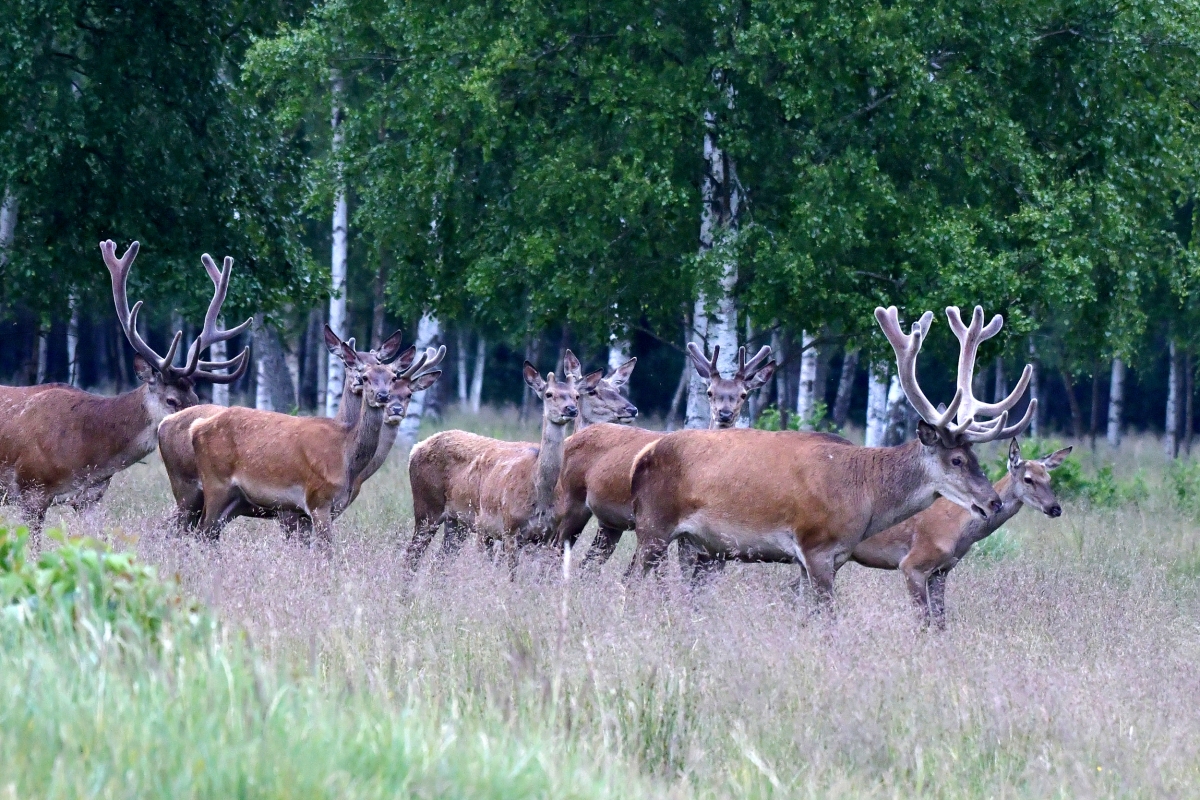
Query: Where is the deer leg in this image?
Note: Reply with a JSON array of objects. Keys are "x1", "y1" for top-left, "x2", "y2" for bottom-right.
[
  {"x1": 403, "y1": 514, "x2": 443, "y2": 572},
  {"x1": 927, "y1": 569, "x2": 949, "y2": 631},
  {"x1": 439, "y1": 517, "x2": 470, "y2": 560},
  {"x1": 556, "y1": 503, "x2": 593, "y2": 551},
  {"x1": 580, "y1": 525, "x2": 623, "y2": 569},
  {"x1": 309, "y1": 506, "x2": 334, "y2": 554},
  {"x1": 277, "y1": 510, "x2": 304, "y2": 540},
  {"x1": 68, "y1": 479, "x2": 110, "y2": 512},
  {"x1": 198, "y1": 486, "x2": 241, "y2": 542}
]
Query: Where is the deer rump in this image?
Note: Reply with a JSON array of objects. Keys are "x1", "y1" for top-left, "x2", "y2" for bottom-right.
[{"x1": 631, "y1": 428, "x2": 862, "y2": 566}]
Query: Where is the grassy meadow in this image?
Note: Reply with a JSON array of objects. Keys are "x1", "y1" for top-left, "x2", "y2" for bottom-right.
[{"x1": 3, "y1": 408, "x2": 1200, "y2": 798}]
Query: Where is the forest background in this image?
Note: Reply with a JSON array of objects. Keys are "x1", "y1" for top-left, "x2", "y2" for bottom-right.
[{"x1": 3, "y1": 0, "x2": 1200, "y2": 451}]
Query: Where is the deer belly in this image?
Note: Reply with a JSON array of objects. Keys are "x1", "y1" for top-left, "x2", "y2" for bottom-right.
[
  {"x1": 233, "y1": 477, "x2": 310, "y2": 514},
  {"x1": 676, "y1": 514, "x2": 803, "y2": 563},
  {"x1": 587, "y1": 493, "x2": 634, "y2": 531}
]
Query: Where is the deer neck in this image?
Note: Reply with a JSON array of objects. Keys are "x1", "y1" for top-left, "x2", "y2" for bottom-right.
[
  {"x1": 335, "y1": 383, "x2": 363, "y2": 426},
  {"x1": 344, "y1": 393, "x2": 385, "y2": 487},
  {"x1": 107, "y1": 384, "x2": 161, "y2": 466},
  {"x1": 533, "y1": 415, "x2": 569, "y2": 514},
  {"x1": 861, "y1": 439, "x2": 942, "y2": 539}
]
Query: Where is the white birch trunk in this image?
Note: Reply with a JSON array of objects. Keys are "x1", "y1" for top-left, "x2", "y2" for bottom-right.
[
  {"x1": 883, "y1": 373, "x2": 907, "y2": 446},
  {"x1": 1107, "y1": 357, "x2": 1125, "y2": 448},
  {"x1": 469, "y1": 336, "x2": 486, "y2": 414},
  {"x1": 832, "y1": 347, "x2": 859, "y2": 427},
  {"x1": 325, "y1": 71, "x2": 349, "y2": 418},
  {"x1": 686, "y1": 110, "x2": 740, "y2": 429},
  {"x1": 35, "y1": 323, "x2": 48, "y2": 384},
  {"x1": 1166, "y1": 340, "x2": 1180, "y2": 458},
  {"x1": 398, "y1": 313, "x2": 441, "y2": 449},
  {"x1": 210, "y1": 335, "x2": 229, "y2": 406},
  {"x1": 456, "y1": 329, "x2": 469, "y2": 410},
  {"x1": 0, "y1": 185, "x2": 18, "y2": 267},
  {"x1": 255, "y1": 348, "x2": 272, "y2": 411},
  {"x1": 865, "y1": 361, "x2": 890, "y2": 447},
  {"x1": 607, "y1": 337, "x2": 631, "y2": 374},
  {"x1": 796, "y1": 331, "x2": 818, "y2": 430},
  {"x1": 1028, "y1": 337, "x2": 1040, "y2": 439},
  {"x1": 67, "y1": 295, "x2": 80, "y2": 387}
]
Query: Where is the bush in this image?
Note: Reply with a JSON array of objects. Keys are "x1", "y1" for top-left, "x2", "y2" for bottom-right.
[
  {"x1": 0, "y1": 526, "x2": 197, "y2": 640},
  {"x1": 1167, "y1": 459, "x2": 1200, "y2": 516},
  {"x1": 754, "y1": 400, "x2": 831, "y2": 432},
  {"x1": 983, "y1": 441, "x2": 1144, "y2": 507}
]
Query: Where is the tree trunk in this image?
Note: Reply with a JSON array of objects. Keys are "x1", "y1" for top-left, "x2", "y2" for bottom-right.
[
  {"x1": 469, "y1": 335, "x2": 486, "y2": 414},
  {"x1": 993, "y1": 355, "x2": 1006, "y2": 403},
  {"x1": 372, "y1": 254, "x2": 388, "y2": 348},
  {"x1": 300, "y1": 308, "x2": 323, "y2": 411},
  {"x1": 0, "y1": 185, "x2": 18, "y2": 268},
  {"x1": 1186, "y1": 347, "x2": 1195, "y2": 456},
  {"x1": 607, "y1": 337, "x2": 631, "y2": 374},
  {"x1": 1107, "y1": 357, "x2": 1125, "y2": 448},
  {"x1": 1165, "y1": 340, "x2": 1181, "y2": 458},
  {"x1": 398, "y1": 313, "x2": 442, "y2": 449},
  {"x1": 686, "y1": 108, "x2": 741, "y2": 430},
  {"x1": 666, "y1": 355, "x2": 689, "y2": 432},
  {"x1": 865, "y1": 361, "x2": 890, "y2": 447},
  {"x1": 35, "y1": 319, "x2": 49, "y2": 384},
  {"x1": 457, "y1": 329, "x2": 470, "y2": 411},
  {"x1": 210, "y1": 334, "x2": 229, "y2": 406},
  {"x1": 325, "y1": 70, "x2": 349, "y2": 418},
  {"x1": 1026, "y1": 337, "x2": 1040, "y2": 439},
  {"x1": 1061, "y1": 369, "x2": 1083, "y2": 440},
  {"x1": 254, "y1": 321, "x2": 296, "y2": 413},
  {"x1": 520, "y1": 335, "x2": 542, "y2": 423},
  {"x1": 112, "y1": 319, "x2": 128, "y2": 391},
  {"x1": 67, "y1": 295, "x2": 80, "y2": 387},
  {"x1": 883, "y1": 373, "x2": 907, "y2": 446},
  {"x1": 832, "y1": 347, "x2": 859, "y2": 428},
  {"x1": 1089, "y1": 362, "x2": 1101, "y2": 451},
  {"x1": 796, "y1": 331, "x2": 818, "y2": 430}
]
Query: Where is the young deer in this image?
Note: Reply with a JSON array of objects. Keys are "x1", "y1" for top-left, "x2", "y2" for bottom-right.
[
  {"x1": 157, "y1": 325, "x2": 413, "y2": 530},
  {"x1": 628, "y1": 306, "x2": 1035, "y2": 600},
  {"x1": 189, "y1": 346, "x2": 441, "y2": 546},
  {"x1": 851, "y1": 438, "x2": 1070, "y2": 628},
  {"x1": 405, "y1": 356, "x2": 580, "y2": 571},
  {"x1": 554, "y1": 345, "x2": 776, "y2": 569},
  {"x1": 0, "y1": 241, "x2": 248, "y2": 531}
]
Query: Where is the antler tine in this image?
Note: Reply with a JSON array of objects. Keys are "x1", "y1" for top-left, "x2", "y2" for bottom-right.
[
  {"x1": 738, "y1": 345, "x2": 773, "y2": 379},
  {"x1": 192, "y1": 347, "x2": 251, "y2": 384},
  {"x1": 708, "y1": 344, "x2": 720, "y2": 376},
  {"x1": 972, "y1": 364, "x2": 1033, "y2": 418},
  {"x1": 182, "y1": 254, "x2": 254, "y2": 375},
  {"x1": 874, "y1": 306, "x2": 941, "y2": 424},
  {"x1": 416, "y1": 345, "x2": 448, "y2": 377},
  {"x1": 101, "y1": 239, "x2": 178, "y2": 372},
  {"x1": 945, "y1": 306, "x2": 1004, "y2": 426}
]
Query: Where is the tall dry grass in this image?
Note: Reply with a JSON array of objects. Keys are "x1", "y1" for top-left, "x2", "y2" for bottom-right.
[{"x1": 4, "y1": 410, "x2": 1200, "y2": 797}]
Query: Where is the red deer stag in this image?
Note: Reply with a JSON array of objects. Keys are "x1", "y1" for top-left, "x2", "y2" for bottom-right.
[
  {"x1": 187, "y1": 345, "x2": 443, "y2": 546},
  {"x1": 627, "y1": 306, "x2": 1035, "y2": 600},
  {"x1": 158, "y1": 325, "x2": 411, "y2": 530},
  {"x1": 0, "y1": 241, "x2": 248, "y2": 531},
  {"x1": 554, "y1": 345, "x2": 775, "y2": 570},
  {"x1": 405, "y1": 355, "x2": 580, "y2": 571},
  {"x1": 851, "y1": 438, "x2": 1070, "y2": 628}
]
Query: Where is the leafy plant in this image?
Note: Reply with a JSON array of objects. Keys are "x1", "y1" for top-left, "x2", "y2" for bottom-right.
[
  {"x1": 1167, "y1": 460, "x2": 1200, "y2": 516},
  {"x1": 754, "y1": 401, "x2": 832, "y2": 432}
]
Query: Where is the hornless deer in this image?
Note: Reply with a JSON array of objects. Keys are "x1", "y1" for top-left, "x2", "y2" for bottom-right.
[
  {"x1": 189, "y1": 345, "x2": 443, "y2": 546},
  {"x1": 157, "y1": 325, "x2": 412, "y2": 530},
  {"x1": 554, "y1": 345, "x2": 776, "y2": 570},
  {"x1": 404, "y1": 355, "x2": 581, "y2": 571},
  {"x1": 571, "y1": 356, "x2": 638, "y2": 428},
  {"x1": 851, "y1": 438, "x2": 1070, "y2": 628},
  {"x1": 0, "y1": 241, "x2": 248, "y2": 531},
  {"x1": 627, "y1": 306, "x2": 1035, "y2": 600}
]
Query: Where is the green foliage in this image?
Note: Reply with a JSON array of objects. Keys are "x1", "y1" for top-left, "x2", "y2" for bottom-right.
[
  {"x1": 1167, "y1": 459, "x2": 1200, "y2": 516},
  {"x1": 754, "y1": 401, "x2": 831, "y2": 432},
  {"x1": 971, "y1": 529, "x2": 1020, "y2": 562},
  {"x1": 1081, "y1": 465, "x2": 1150, "y2": 509},
  {"x1": 0, "y1": 526, "x2": 196, "y2": 640}
]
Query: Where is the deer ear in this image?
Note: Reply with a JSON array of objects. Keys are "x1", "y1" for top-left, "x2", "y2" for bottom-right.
[
  {"x1": 133, "y1": 354, "x2": 157, "y2": 385},
  {"x1": 581, "y1": 370, "x2": 604, "y2": 391},
  {"x1": 744, "y1": 361, "x2": 777, "y2": 392},
  {"x1": 1040, "y1": 446, "x2": 1072, "y2": 470},
  {"x1": 394, "y1": 345, "x2": 418, "y2": 371},
  {"x1": 323, "y1": 325, "x2": 343, "y2": 355},
  {"x1": 608, "y1": 357, "x2": 636, "y2": 387},
  {"x1": 376, "y1": 330, "x2": 404, "y2": 363},
  {"x1": 916, "y1": 420, "x2": 940, "y2": 447},
  {"x1": 563, "y1": 349, "x2": 582, "y2": 380},
  {"x1": 1008, "y1": 438, "x2": 1023, "y2": 471},
  {"x1": 523, "y1": 361, "x2": 546, "y2": 395},
  {"x1": 339, "y1": 341, "x2": 360, "y2": 368},
  {"x1": 687, "y1": 343, "x2": 712, "y2": 379},
  {"x1": 411, "y1": 370, "x2": 441, "y2": 391}
]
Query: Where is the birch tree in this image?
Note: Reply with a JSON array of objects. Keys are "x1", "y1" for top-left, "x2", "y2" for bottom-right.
[{"x1": 325, "y1": 70, "x2": 349, "y2": 418}]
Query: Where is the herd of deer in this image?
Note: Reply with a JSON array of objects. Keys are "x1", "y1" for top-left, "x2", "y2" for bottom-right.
[{"x1": 0, "y1": 240, "x2": 1072, "y2": 627}]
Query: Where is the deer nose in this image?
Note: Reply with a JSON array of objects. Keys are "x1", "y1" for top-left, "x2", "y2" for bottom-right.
[
  {"x1": 564, "y1": 405, "x2": 578, "y2": 418},
  {"x1": 1048, "y1": 504, "x2": 1062, "y2": 518},
  {"x1": 625, "y1": 406, "x2": 638, "y2": 418},
  {"x1": 989, "y1": 498, "x2": 1003, "y2": 513},
  {"x1": 718, "y1": 410, "x2": 734, "y2": 422},
  {"x1": 375, "y1": 390, "x2": 389, "y2": 403}
]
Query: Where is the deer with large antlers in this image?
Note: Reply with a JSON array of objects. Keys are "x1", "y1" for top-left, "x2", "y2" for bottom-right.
[
  {"x1": 553, "y1": 344, "x2": 776, "y2": 570},
  {"x1": 627, "y1": 306, "x2": 1035, "y2": 599},
  {"x1": 404, "y1": 354, "x2": 582, "y2": 571},
  {"x1": 0, "y1": 241, "x2": 248, "y2": 531},
  {"x1": 851, "y1": 438, "x2": 1070, "y2": 628},
  {"x1": 157, "y1": 326, "x2": 424, "y2": 531},
  {"x1": 185, "y1": 344, "x2": 444, "y2": 545}
]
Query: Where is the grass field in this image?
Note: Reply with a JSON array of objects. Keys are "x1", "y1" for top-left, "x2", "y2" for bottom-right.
[{"x1": 3, "y1": 409, "x2": 1200, "y2": 798}]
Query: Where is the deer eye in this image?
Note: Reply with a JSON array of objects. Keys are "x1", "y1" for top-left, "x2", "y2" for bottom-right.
[
  {"x1": 1024, "y1": 476, "x2": 1034, "y2": 484},
  {"x1": 740, "y1": 391, "x2": 748, "y2": 398},
  {"x1": 951, "y1": 456, "x2": 963, "y2": 467},
  {"x1": 166, "y1": 397, "x2": 179, "y2": 409},
  {"x1": 586, "y1": 389, "x2": 596, "y2": 396}
]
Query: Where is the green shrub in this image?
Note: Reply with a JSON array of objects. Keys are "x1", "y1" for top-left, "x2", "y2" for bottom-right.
[
  {"x1": 1167, "y1": 459, "x2": 1200, "y2": 516},
  {"x1": 754, "y1": 401, "x2": 831, "y2": 432},
  {"x1": 0, "y1": 526, "x2": 197, "y2": 640}
]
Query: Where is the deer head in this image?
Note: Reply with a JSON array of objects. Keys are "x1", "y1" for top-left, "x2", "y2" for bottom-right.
[
  {"x1": 324, "y1": 326, "x2": 405, "y2": 393},
  {"x1": 875, "y1": 305, "x2": 1035, "y2": 520},
  {"x1": 562, "y1": 351, "x2": 638, "y2": 426},
  {"x1": 687, "y1": 343, "x2": 776, "y2": 428},
  {"x1": 524, "y1": 360, "x2": 579, "y2": 426},
  {"x1": 101, "y1": 240, "x2": 250, "y2": 414},
  {"x1": 384, "y1": 345, "x2": 447, "y2": 425},
  {"x1": 1008, "y1": 439, "x2": 1071, "y2": 518}
]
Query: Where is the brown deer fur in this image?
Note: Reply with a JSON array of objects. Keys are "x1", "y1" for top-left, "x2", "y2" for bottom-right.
[
  {"x1": 404, "y1": 358, "x2": 580, "y2": 570},
  {"x1": 850, "y1": 439, "x2": 1070, "y2": 627}
]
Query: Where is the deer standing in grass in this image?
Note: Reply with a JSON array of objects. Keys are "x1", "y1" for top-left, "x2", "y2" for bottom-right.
[
  {"x1": 851, "y1": 438, "x2": 1070, "y2": 627},
  {"x1": 554, "y1": 344, "x2": 775, "y2": 570},
  {"x1": 157, "y1": 326, "x2": 417, "y2": 530},
  {"x1": 628, "y1": 306, "x2": 1035, "y2": 600},
  {"x1": 405, "y1": 355, "x2": 582, "y2": 571},
  {"x1": 0, "y1": 241, "x2": 248, "y2": 532},
  {"x1": 188, "y1": 345, "x2": 443, "y2": 546}
]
